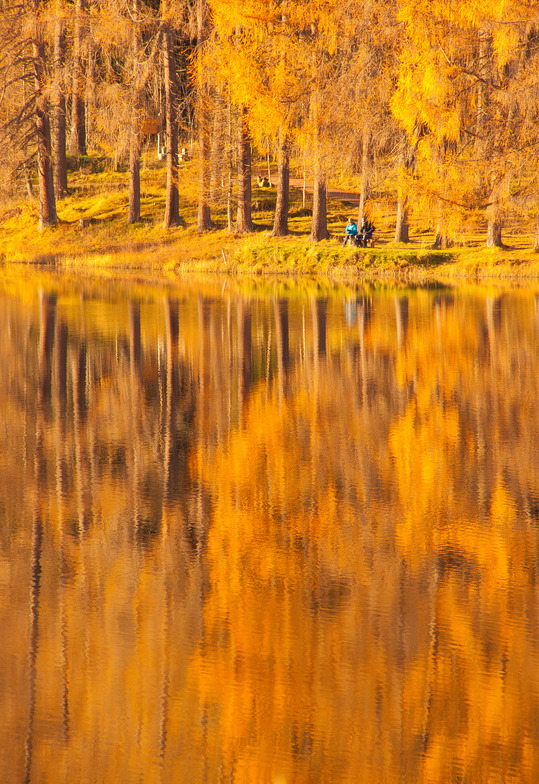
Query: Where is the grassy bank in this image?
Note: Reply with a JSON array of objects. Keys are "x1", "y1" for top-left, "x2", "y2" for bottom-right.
[{"x1": 2, "y1": 153, "x2": 539, "y2": 283}]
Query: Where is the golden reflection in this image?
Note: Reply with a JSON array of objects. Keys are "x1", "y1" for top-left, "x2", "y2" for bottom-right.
[{"x1": 0, "y1": 278, "x2": 538, "y2": 783}]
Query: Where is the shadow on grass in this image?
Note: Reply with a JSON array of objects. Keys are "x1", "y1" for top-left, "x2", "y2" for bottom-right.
[
  {"x1": 414, "y1": 252, "x2": 455, "y2": 267},
  {"x1": 356, "y1": 248, "x2": 457, "y2": 268}
]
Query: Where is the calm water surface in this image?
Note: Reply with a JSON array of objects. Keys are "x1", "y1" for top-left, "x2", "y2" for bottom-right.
[{"x1": 1, "y1": 273, "x2": 539, "y2": 783}]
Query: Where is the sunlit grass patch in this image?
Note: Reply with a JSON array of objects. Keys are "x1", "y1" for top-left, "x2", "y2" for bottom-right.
[{"x1": 2, "y1": 151, "x2": 539, "y2": 282}]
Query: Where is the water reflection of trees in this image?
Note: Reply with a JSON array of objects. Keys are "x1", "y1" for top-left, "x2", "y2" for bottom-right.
[{"x1": 1, "y1": 282, "x2": 539, "y2": 783}]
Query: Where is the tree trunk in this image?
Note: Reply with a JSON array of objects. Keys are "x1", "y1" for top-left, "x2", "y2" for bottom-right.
[
  {"x1": 162, "y1": 26, "x2": 180, "y2": 228},
  {"x1": 236, "y1": 107, "x2": 253, "y2": 234},
  {"x1": 394, "y1": 195, "x2": 409, "y2": 243},
  {"x1": 486, "y1": 180, "x2": 504, "y2": 248},
  {"x1": 197, "y1": 0, "x2": 212, "y2": 232},
  {"x1": 486, "y1": 208, "x2": 503, "y2": 248},
  {"x1": 85, "y1": 29, "x2": 95, "y2": 153},
  {"x1": 310, "y1": 106, "x2": 328, "y2": 242},
  {"x1": 432, "y1": 218, "x2": 452, "y2": 249},
  {"x1": 358, "y1": 124, "x2": 370, "y2": 223},
  {"x1": 209, "y1": 95, "x2": 224, "y2": 202},
  {"x1": 71, "y1": 0, "x2": 87, "y2": 158},
  {"x1": 310, "y1": 170, "x2": 328, "y2": 242},
  {"x1": 394, "y1": 140, "x2": 413, "y2": 243},
  {"x1": 271, "y1": 129, "x2": 289, "y2": 237},
  {"x1": 128, "y1": 141, "x2": 141, "y2": 224},
  {"x1": 33, "y1": 38, "x2": 57, "y2": 228},
  {"x1": 128, "y1": 1, "x2": 142, "y2": 225},
  {"x1": 226, "y1": 97, "x2": 234, "y2": 232},
  {"x1": 53, "y1": 13, "x2": 68, "y2": 198},
  {"x1": 197, "y1": 117, "x2": 212, "y2": 230},
  {"x1": 534, "y1": 213, "x2": 539, "y2": 252}
]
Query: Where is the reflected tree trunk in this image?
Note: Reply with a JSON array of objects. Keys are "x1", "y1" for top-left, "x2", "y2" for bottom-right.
[
  {"x1": 38, "y1": 291, "x2": 57, "y2": 406},
  {"x1": 163, "y1": 298, "x2": 179, "y2": 517},
  {"x1": 72, "y1": 343, "x2": 89, "y2": 532},
  {"x1": 310, "y1": 296, "x2": 327, "y2": 414},
  {"x1": 54, "y1": 319, "x2": 68, "y2": 504},
  {"x1": 486, "y1": 295, "x2": 502, "y2": 368},
  {"x1": 25, "y1": 292, "x2": 57, "y2": 783},
  {"x1": 311, "y1": 297, "x2": 327, "y2": 358},
  {"x1": 358, "y1": 297, "x2": 370, "y2": 406},
  {"x1": 274, "y1": 298, "x2": 289, "y2": 405},
  {"x1": 129, "y1": 301, "x2": 142, "y2": 535},
  {"x1": 198, "y1": 295, "x2": 211, "y2": 406},
  {"x1": 237, "y1": 298, "x2": 251, "y2": 415},
  {"x1": 395, "y1": 296, "x2": 409, "y2": 348},
  {"x1": 54, "y1": 316, "x2": 70, "y2": 743}
]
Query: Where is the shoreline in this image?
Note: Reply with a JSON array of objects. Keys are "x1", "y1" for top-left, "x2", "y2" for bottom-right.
[{"x1": 2, "y1": 159, "x2": 539, "y2": 287}]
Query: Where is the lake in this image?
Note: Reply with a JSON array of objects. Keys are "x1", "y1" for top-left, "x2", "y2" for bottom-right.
[{"x1": 1, "y1": 271, "x2": 539, "y2": 783}]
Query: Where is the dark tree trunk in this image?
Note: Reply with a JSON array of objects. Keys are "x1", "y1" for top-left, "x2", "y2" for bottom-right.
[
  {"x1": 486, "y1": 182, "x2": 504, "y2": 247},
  {"x1": 197, "y1": 0, "x2": 211, "y2": 232},
  {"x1": 128, "y1": 3, "x2": 142, "y2": 225},
  {"x1": 394, "y1": 194, "x2": 409, "y2": 243},
  {"x1": 236, "y1": 107, "x2": 253, "y2": 234},
  {"x1": 311, "y1": 296, "x2": 327, "y2": 358},
  {"x1": 71, "y1": 0, "x2": 87, "y2": 157},
  {"x1": 33, "y1": 39, "x2": 57, "y2": 228},
  {"x1": 85, "y1": 31, "x2": 95, "y2": 152},
  {"x1": 486, "y1": 211, "x2": 503, "y2": 248},
  {"x1": 395, "y1": 296, "x2": 409, "y2": 347},
  {"x1": 310, "y1": 113, "x2": 328, "y2": 242},
  {"x1": 162, "y1": 26, "x2": 180, "y2": 228},
  {"x1": 128, "y1": 147, "x2": 141, "y2": 224},
  {"x1": 394, "y1": 136, "x2": 415, "y2": 243},
  {"x1": 310, "y1": 173, "x2": 328, "y2": 242},
  {"x1": 226, "y1": 98, "x2": 234, "y2": 232},
  {"x1": 209, "y1": 95, "x2": 224, "y2": 202},
  {"x1": 271, "y1": 130, "x2": 289, "y2": 237},
  {"x1": 53, "y1": 16, "x2": 68, "y2": 198},
  {"x1": 237, "y1": 298, "x2": 252, "y2": 412},
  {"x1": 25, "y1": 291, "x2": 56, "y2": 784},
  {"x1": 534, "y1": 213, "x2": 539, "y2": 252},
  {"x1": 432, "y1": 223, "x2": 452, "y2": 249},
  {"x1": 358, "y1": 124, "x2": 369, "y2": 223}
]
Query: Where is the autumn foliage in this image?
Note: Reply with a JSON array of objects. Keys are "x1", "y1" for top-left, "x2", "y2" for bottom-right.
[{"x1": 1, "y1": 0, "x2": 539, "y2": 247}]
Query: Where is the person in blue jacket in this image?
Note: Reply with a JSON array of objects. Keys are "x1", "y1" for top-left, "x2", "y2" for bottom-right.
[{"x1": 342, "y1": 218, "x2": 358, "y2": 246}]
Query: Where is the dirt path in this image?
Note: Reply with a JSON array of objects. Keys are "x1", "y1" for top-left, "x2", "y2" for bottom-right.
[{"x1": 288, "y1": 178, "x2": 361, "y2": 203}]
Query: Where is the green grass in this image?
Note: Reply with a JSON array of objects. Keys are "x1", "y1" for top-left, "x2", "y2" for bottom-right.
[{"x1": 2, "y1": 152, "x2": 539, "y2": 283}]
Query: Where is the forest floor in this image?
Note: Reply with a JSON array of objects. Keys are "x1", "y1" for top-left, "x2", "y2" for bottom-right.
[{"x1": 2, "y1": 152, "x2": 539, "y2": 286}]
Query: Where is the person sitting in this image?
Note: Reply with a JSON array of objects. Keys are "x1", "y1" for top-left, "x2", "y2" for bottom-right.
[
  {"x1": 342, "y1": 218, "x2": 358, "y2": 247},
  {"x1": 359, "y1": 217, "x2": 375, "y2": 247}
]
